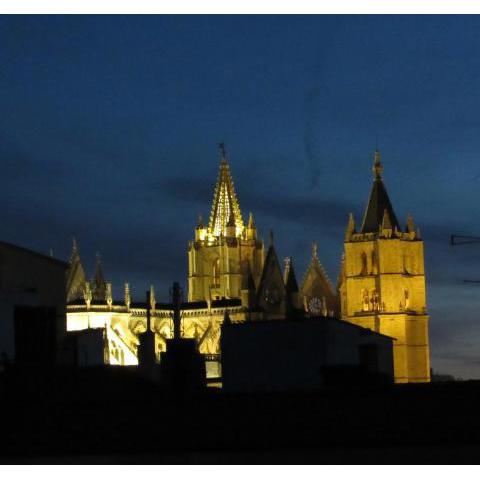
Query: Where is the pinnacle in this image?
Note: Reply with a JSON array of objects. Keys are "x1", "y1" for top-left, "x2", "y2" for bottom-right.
[
  {"x1": 406, "y1": 213, "x2": 416, "y2": 233},
  {"x1": 373, "y1": 149, "x2": 383, "y2": 178},
  {"x1": 248, "y1": 212, "x2": 255, "y2": 228}
]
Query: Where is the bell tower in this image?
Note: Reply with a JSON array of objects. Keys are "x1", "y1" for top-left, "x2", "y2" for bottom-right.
[
  {"x1": 188, "y1": 145, "x2": 264, "y2": 302},
  {"x1": 339, "y1": 150, "x2": 430, "y2": 383}
]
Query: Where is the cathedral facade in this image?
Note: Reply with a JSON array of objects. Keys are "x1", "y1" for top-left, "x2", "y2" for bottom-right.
[{"x1": 66, "y1": 146, "x2": 430, "y2": 383}]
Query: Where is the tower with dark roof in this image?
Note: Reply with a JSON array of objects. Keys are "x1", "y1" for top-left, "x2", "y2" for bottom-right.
[{"x1": 338, "y1": 150, "x2": 430, "y2": 383}]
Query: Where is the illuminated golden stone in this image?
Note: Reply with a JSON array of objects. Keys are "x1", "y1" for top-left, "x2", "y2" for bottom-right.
[
  {"x1": 188, "y1": 146, "x2": 264, "y2": 303},
  {"x1": 66, "y1": 147, "x2": 430, "y2": 385},
  {"x1": 338, "y1": 150, "x2": 430, "y2": 383}
]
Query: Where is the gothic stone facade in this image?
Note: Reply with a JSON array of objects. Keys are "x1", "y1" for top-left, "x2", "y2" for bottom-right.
[
  {"x1": 66, "y1": 147, "x2": 430, "y2": 383},
  {"x1": 338, "y1": 151, "x2": 430, "y2": 383}
]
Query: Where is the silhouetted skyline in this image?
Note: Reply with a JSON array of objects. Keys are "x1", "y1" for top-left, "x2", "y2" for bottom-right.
[{"x1": 1, "y1": 15, "x2": 480, "y2": 378}]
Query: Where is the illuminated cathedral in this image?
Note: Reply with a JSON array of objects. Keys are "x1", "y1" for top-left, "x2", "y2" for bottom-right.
[{"x1": 66, "y1": 146, "x2": 430, "y2": 383}]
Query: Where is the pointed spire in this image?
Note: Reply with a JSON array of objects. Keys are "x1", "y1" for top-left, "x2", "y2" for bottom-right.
[
  {"x1": 71, "y1": 237, "x2": 78, "y2": 257},
  {"x1": 95, "y1": 251, "x2": 102, "y2": 268},
  {"x1": 256, "y1": 236, "x2": 286, "y2": 314},
  {"x1": 246, "y1": 212, "x2": 257, "y2": 240},
  {"x1": 285, "y1": 257, "x2": 300, "y2": 314},
  {"x1": 83, "y1": 282, "x2": 92, "y2": 310},
  {"x1": 284, "y1": 257, "x2": 299, "y2": 293},
  {"x1": 345, "y1": 213, "x2": 356, "y2": 241},
  {"x1": 106, "y1": 283, "x2": 112, "y2": 309},
  {"x1": 208, "y1": 144, "x2": 244, "y2": 238},
  {"x1": 92, "y1": 252, "x2": 107, "y2": 301},
  {"x1": 361, "y1": 150, "x2": 400, "y2": 233},
  {"x1": 301, "y1": 242, "x2": 339, "y2": 316},
  {"x1": 197, "y1": 213, "x2": 204, "y2": 229},
  {"x1": 269, "y1": 229, "x2": 274, "y2": 247},
  {"x1": 66, "y1": 237, "x2": 86, "y2": 302},
  {"x1": 248, "y1": 212, "x2": 255, "y2": 228}
]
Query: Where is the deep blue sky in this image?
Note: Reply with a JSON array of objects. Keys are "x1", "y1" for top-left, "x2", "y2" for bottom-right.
[{"x1": 1, "y1": 15, "x2": 480, "y2": 378}]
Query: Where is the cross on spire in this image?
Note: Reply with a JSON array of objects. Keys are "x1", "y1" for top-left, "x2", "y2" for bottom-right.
[
  {"x1": 373, "y1": 149, "x2": 383, "y2": 179},
  {"x1": 218, "y1": 142, "x2": 227, "y2": 163}
]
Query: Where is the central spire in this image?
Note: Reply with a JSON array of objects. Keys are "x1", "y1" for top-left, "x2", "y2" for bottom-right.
[{"x1": 208, "y1": 144, "x2": 244, "y2": 238}]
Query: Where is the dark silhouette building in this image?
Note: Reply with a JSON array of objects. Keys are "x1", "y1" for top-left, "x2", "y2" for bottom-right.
[
  {"x1": 0, "y1": 240, "x2": 68, "y2": 365},
  {"x1": 221, "y1": 314, "x2": 394, "y2": 392}
]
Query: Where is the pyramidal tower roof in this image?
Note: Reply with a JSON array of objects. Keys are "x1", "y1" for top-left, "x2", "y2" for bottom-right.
[
  {"x1": 360, "y1": 150, "x2": 400, "y2": 233},
  {"x1": 92, "y1": 252, "x2": 107, "y2": 301},
  {"x1": 284, "y1": 257, "x2": 299, "y2": 294},
  {"x1": 208, "y1": 143, "x2": 244, "y2": 238},
  {"x1": 66, "y1": 237, "x2": 86, "y2": 302}
]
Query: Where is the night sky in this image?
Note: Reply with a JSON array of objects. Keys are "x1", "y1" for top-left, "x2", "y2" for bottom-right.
[{"x1": 1, "y1": 15, "x2": 480, "y2": 378}]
